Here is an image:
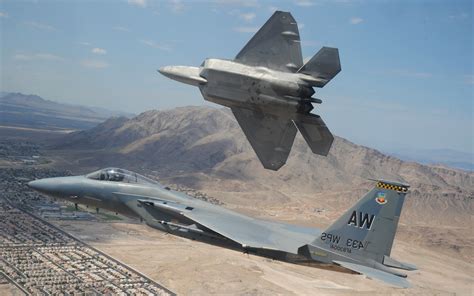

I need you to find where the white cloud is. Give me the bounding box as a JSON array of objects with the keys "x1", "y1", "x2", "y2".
[
  {"x1": 294, "y1": 0, "x2": 314, "y2": 7},
  {"x1": 233, "y1": 26, "x2": 259, "y2": 33},
  {"x1": 448, "y1": 12, "x2": 469, "y2": 20},
  {"x1": 169, "y1": 0, "x2": 186, "y2": 13},
  {"x1": 213, "y1": 0, "x2": 260, "y2": 7},
  {"x1": 13, "y1": 54, "x2": 33, "y2": 61},
  {"x1": 79, "y1": 42, "x2": 91, "y2": 46},
  {"x1": 14, "y1": 53, "x2": 64, "y2": 61},
  {"x1": 128, "y1": 0, "x2": 147, "y2": 8},
  {"x1": 140, "y1": 39, "x2": 172, "y2": 51},
  {"x1": 91, "y1": 48, "x2": 107, "y2": 55},
  {"x1": 81, "y1": 59, "x2": 109, "y2": 69},
  {"x1": 35, "y1": 53, "x2": 65, "y2": 61},
  {"x1": 24, "y1": 21, "x2": 56, "y2": 31},
  {"x1": 0, "y1": 11, "x2": 8, "y2": 18},
  {"x1": 239, "y1": 12, "x2": 256, "y2": 22},
  {"x1": 113, "y1": 26, "x2": 131, "y2": 32},
  {"x1": 350, "y1": 17, "x2": 364, "y2": 25}
]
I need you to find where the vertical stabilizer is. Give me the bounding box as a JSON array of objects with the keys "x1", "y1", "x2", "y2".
[
  {"x1": 297, "y1": 180, "x2": 416, "y2": 287},
  {"x1": 314, "y1": 180, "x2": 409, "y2": 262},
  {"x1": 298, "y1": 47, "x2": 341, "y2": 87}
]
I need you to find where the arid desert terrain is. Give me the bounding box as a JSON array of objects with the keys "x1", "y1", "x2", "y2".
[{"x1": 0, "y1": 105, "x2": 472, "y2": 295}]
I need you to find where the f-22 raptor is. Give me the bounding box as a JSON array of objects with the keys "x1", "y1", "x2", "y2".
[
  {"x1": 29, "y1": 168, "x2": 416, "y2": 287},
  {"x1": 159, "y1": 11, "x2": 341, "y2": 171}
]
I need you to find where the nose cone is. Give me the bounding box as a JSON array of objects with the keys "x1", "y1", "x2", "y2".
[
  {"x1": 158, "y1": 66, "x2": 172, "y2": 76},
  {"x1": 157, "y1": 65, "x2": 207, "y2": 86},
  {"x1": 28, "y1": 176, "x2": 83, "y2": 197},
  {"x1": 158, "y1": 66, "x2": 181, "y2": 80},
  {"x1": 28, "y1": 179, "x2": 54, "y2": 192}
]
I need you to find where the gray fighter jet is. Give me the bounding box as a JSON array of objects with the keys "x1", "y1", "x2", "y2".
[
  {"x1": 29, "y1": 168, "x2": 416, "y2": 287},
  {"x1": 159, "y1": 11, "x2": 341, "y2": 171}
]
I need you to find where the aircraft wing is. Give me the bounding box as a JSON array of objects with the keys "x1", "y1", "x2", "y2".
[
  {"x1": 231, "y1": 107, "x2": 297, "y2": 171},
  {"x1": 333, "y1": 261, "x2": 411, "y2": 288},
  {"x1": 120, "y1": 193, "x2": 319, "y2": 254},
  {"x1": 235, "y1": 11, "x2": 303, "y2": 72},
  {"x1": 183, "y1": 206, "x2": 317, "y2": 253}
]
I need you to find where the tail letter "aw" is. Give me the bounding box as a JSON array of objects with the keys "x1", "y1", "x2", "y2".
[{"x1": 347, "y1": 211, "x2": 375, "y2": 229}]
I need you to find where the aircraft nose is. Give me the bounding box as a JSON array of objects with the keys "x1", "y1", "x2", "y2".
[
  {"x1": 28, "y1": 176, "x2": 83, "y2": 198},
  {"x1": 28, "y1": 179, "x2": 54, "y2": 192},
  {"x1": 158, "y1": 65, "x2": 207, "y2": 86},
  {"x1": 158, "y1": 66, "x2": 172, "y2": 75}
]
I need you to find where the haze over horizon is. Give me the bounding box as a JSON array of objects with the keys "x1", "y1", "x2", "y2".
[{"x1": 1, "y1": 0, "x2": 472, "y2": 154}]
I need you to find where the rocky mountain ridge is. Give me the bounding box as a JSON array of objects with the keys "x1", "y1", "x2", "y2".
[
  {"x1": 43, "y1": 106, "x2": 473, "y2": 260},
  {"x1": 55, "y1": 106, "x2": 472, "y2": 202}
]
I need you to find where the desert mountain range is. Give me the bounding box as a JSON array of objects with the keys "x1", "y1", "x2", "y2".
[
  {"x1": 0, "y1": 92, "x2": 131, "y2": 130},
  {"x1": 55, "y1": 106, "x2": 472, "y2": 232}
]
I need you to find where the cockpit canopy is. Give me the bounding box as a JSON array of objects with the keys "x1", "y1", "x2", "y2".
[{"x1": 86, "y1": 168, "x2": 160, "y2": 186}]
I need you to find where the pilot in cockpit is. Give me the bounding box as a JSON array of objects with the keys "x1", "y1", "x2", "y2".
[
  {"x1": 109, "y1": 172, "x2": 124, "y2": 182},
  {"x1": 86, "y1": 168, "x2": 160, "y2": 186}
]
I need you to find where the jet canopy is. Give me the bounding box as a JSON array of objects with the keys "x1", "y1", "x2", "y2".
[{"x1": 86, "y1": 168, "x2": 160, "y2": 186}]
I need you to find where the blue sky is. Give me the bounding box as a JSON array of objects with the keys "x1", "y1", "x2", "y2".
[{"x1": 0, "y1": 0, "x2": 472, "y2": 153}]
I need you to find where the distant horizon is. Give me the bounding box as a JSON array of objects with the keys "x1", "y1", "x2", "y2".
[
  {"x1": 2, "y1": 90, "x2": 473, "y2": 162},
  {"x1": 0, "y1": 89, "x2": 136, "y2": 117},
  {"x1": 1, "y1": 0, "x2": 472, "y2": 153}
]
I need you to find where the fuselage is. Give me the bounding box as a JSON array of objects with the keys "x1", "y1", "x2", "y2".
[
  {"x1": 159, "y1": 59, "x2": 320, "y2": 116},
  {"x1": 28, "y1": 174, "x2": 247, "y2": 253},
  {"x1": 27, "y1": 168, "x2": 416, "y2": 287},
  {"x1": 27, "y1": 169, "x2": 321, "y2": 263},
  {"x1": 28, "y1": 174, "x2": 222, "y2": 226}
]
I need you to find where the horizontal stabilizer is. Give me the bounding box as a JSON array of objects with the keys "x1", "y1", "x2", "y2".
[
  {"x1": 333, "y1": 261, "x2": 411, "y2": 288},
  {"x1": 293, "y1": 113, "x2": 333, "y2": 156},
  {"x1": 298, "y1": 47, "x2": 341, "y2": 87},
  {"x1": 383, "y1": 256, "x2": 417, "y2": 271}
]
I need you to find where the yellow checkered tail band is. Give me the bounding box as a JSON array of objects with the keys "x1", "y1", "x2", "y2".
[{"x1": 376, "y1": 182, "x2": 409, "y2": 193}]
